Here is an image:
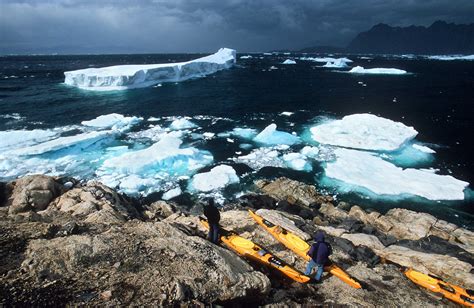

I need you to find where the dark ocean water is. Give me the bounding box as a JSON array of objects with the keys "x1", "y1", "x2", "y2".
[{"x1": 0, "y1": 53, "x2": 473, "y2": 228}]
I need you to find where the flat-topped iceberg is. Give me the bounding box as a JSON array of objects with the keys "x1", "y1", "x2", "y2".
[
  {"x1": 322, "y1": 59, "x2": 349, "y2": 68},
  {"x1": 64, "y1": 48, "x2": 236, "y2": 90},
  {"x1": 81, "y1": 113, "x2": 142, "y2": 130},
  {"x1": 189, "y1": 165, "x2": 239, "y2": 192},
  {"x1": 427, "y1": 55, "x2": 474, "y2": 61},
  {"x1": 349, "y1": 66, "x2": 408, "y2": 75},
  {"x1": 300, "y1": 57, "x2": 353, "y2": 63},
  {"x1": 324, "y1": 148, "x2": 469, "y2": 201},
  {"x1": 310, "y1": 114, "x2": 417, "y2": 151},
  {"x1": 254, "y1": 124, "x2": 300, "y2": 146}
]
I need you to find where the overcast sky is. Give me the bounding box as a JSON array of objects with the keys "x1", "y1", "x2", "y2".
[{"x1": 1, "y1": 0, "x2": 473, "y2": 54}]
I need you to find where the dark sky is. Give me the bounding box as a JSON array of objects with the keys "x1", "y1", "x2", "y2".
[{"x1": 1, "y1": 0, "x2": 474, "y2": 54}]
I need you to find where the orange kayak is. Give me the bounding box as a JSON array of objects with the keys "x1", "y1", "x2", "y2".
[
  {"x1": 249, "y1": 210, "x2": 362, "y2": 289},
  {"x1": 199, "y1": 217, "x2": 310, "y2": 283},
  {"x1": 405, "y1": 268, "x2": 474, "y2": 307}
]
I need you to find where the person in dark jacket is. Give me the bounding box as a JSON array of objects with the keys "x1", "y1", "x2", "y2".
[
  {"x1": 305, "y1": 231, "x2": 332, "y2": 282},
  {"x1": 203, "y1": 198, "x2": 220, "y2": 244}
]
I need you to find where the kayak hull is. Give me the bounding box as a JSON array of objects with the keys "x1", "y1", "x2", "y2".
[{"x1": 248, "y1": 210, "x2": 362, "y2": 289}]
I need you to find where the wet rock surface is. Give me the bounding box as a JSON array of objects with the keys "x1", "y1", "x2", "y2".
[{"x1": 0, "y1": 175, "x2": 470, "y2": 306}]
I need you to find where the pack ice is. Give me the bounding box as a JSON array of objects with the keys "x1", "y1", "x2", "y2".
[
  {"x1": 349, "y1": 66, "x2": 408, "y2": 75},
  {"x1": 310, "y1": 114, "x2": 417, "y2": 151},
  {"x1": 64, "y1": 48, "x2": 236, "y2": 90}
]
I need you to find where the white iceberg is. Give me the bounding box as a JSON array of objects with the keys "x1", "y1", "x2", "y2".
[
  {"x1": 232, "y1": 148, "x2": 284, "y2": 170},
  {"x1": 282, "y1": 153, "x2": 311, "y2": 171},
  {"x1": 162, "y1": 187, "x2": 182, "y2": 200},
  {"x1": 81, "y1": 113, "x2": 142, "y2": 130},
  {"x1": 64, "y1": 48, "x2": 236, "y2": 90},
  {"x1": 240, "y1": 55, "x2": 252, "y2": 59},
  {"x1": 7, "y1": 130, "x2": 115, "y2": 156},
  {"x1": 412, "y1": 144, "x2": 436, "y2": 154},
  {"x1": 427, "y1": 55, "x2": 474, "y2": 61},
  {"x1": 189, "y1": 165, "x2": 239, "y2": 192},
  {"x1": 231, "y1": 127, "x2": 258, "y2": 139},
  {"x1": 322, "y1": 59, "x2": 349, "y2": 68},
  {"x1": 282, "y1": 59, "x2": 296, "y2": 65},
  {"x1": 348, "y1": 66, "x2": 408, "y2": 75},
  {"x1": 324, "y1": 148, "x2": 469, "y2": 201},
  {"x1": 169, "y1": 118, "x2": 198, "y2": 130},
  {"x1": 299, "y1": 57, "x2": 353, "y2": 63},
  {"x1": 254, "y1": 124, "x2": 300, "y2": 146},
  {"x1": 0, "y1": 129, "x2": 58, "y2": 152},
  {"x1": 310, "y1": 114, "x2": 417, "y2": 151}
]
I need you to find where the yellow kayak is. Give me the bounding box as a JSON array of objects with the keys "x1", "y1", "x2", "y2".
[
  {"x1": 405, "y1": 268, "x2": 474, "y2": 307},
  {"x1": 249, "y1": 210, "x2": 362, "y2": 289},
  {"x1": 199, "y1": 217, "x2": 310, "y2": 283}
]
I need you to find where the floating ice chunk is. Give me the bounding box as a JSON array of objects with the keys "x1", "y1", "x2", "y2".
[
  {"x1": 300, "y1": 57, "x2": 353, "y2": 63},
  {"x1": 169, "y1": 118, "x2": 198, "y2": 130},
  {"x1": 0, "y1": 129, "x2": 58, "y2": 152},
  {"x1": 269, "y1": 66, "x2": 278, "y2": 70},
  {"x1": 427, "y1": 55, "x2": 474, "y2": 61},
  {"x1": 232, "y1": 148, "x2": 284, "y2": 170},
  {"x1": 8, "y1": 130, "x2": 115, "y2": 156},
  {"x1": 162, "y1": 187, "x2": 182, "y2": 200},
  {"x1": 231, "y1": 127, "x2": 258, "y2": 140},
  {"x1": 280, "y1": 111, "x2": 294, "y2": 116},
  {"x1": 310, "y1": 114, "x2": 417, "y2": 151},
  {"x1": 282, "y1": 59, "x2": 296, "y2": 65},
  {"x1": 254, "y1": 124, "x2": 300, "y2": 146},
  {"x1": 324, "y1": 148, "x2": 469, "y2": 201},
  {"x1": 282, "y1": 153, "x2": 311, "y2": 171},
  {"x1": 322, "y1": 59, "x2": 349, "y2": 68},
  {"x1": 203, "y1": 132, "x2": 215, "y2": 139},
  {"x1": 64, "y1": 48, "x2": 236, "y2": 90},
  {"x1": 301, "y1": 146, "x2": 320, "y2": 158},
  {"x1": 239, "y1": 143, "x2": 253, "y2": 150},
  {"x1": 189, "y1": 165, "x2": 239, "y2": 192},
  {"x1": 348, "y1": 66, "x2": 408, "y2": 75},
  {"x1": 240, "y1": 55, "x2": 252, "y2": 59},
  {"x1": 81, "y1": 113, "x2": 142, "y2": 130},
  {"x1": 148, "y1": 117, "x2": 161, "y2": 122},
  {"x1": 412, "y1": 144, "x2": 436, "y2": 153},
  {"x1": 127, "y1": 125, "x2": 168, "y2": 142},
  {"x1": 263, "y1": 53, "x2": 272, "y2": 56}
]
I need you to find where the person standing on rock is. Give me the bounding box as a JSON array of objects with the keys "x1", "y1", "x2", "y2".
[
  {"x1": 203, "y1": 198, "x2": 220, "y2": 244},
  {"x1": 305, "y1": 231, "x2": 332, "y2": 282}
]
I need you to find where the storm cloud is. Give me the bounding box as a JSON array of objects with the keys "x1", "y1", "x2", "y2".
[{"x1": 1, "y1": 0, "x2": 473, "y2": 53}]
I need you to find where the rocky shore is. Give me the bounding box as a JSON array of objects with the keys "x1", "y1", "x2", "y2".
[{"x1": 1, "y1": 175, "x2": 472, "y2": 306}]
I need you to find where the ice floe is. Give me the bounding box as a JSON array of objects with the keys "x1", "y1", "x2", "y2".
[
  {"x1": 240, "y1": 55, "x2": 252, "y2": 59},
  {"x1": 322, "y1": 59, "x2": 350, "y2": 68},
  {"x1": 282, "y1": 59, "x2": 296, "y2": 65},
  {"x1": 412, "y1": 144, "x2": 436, "y2": 154},
  {"x1": 310, "y1": 114, "x2": 417, "y2": 151},
  {"x1": 348, "y1": 66, "x2": 408, "y2": 75},
  {"x1": 169, "y1": 118, "x2": 198, "y2": 130},
  {"x1": 162, "y1": 187, "x2": 182, "y2": 200},
  {"x1": 64, "y1": 48, "x2": 236, "y2": 90},
  {"x1": 81, "y1": 113, "x2": 142, "y2": 130},
  {"x1": 189, "y1": 165, "x2": 239, "y2": 192},
  {"x1": 282, "y1": 153, "x2": 311, "y2": 171},
  {"x1": 254, "y1": 124, "x2": 300, "y2": 146},
  {"x1": 232, "y1": 148, "x2": 284, "y2": 170},
  {"x1": 0, "y1": 129, "x2": 59, "y2": 152},
  {"x1": 427, "y1": 55, "x2": 474, "y2": 61},
  {"x1": 300, "y1": 57, "x2": 353, "y2": 63},
  {"x1": 324, "y1": 148, "x2": 469, "y2": 201}
]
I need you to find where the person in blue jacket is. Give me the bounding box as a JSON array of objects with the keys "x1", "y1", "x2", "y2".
[{"x1": 305, "y1": 231, "x2": 332, "y2": 282}]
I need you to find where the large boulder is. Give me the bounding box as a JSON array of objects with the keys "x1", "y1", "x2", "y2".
[
  {"x1": 383, "y1": 209, "x2": 437, "y2": 240},
  {"x1": 379, "y1": 245, "x2": 474, "y2": 289},
  {"x1": 340, "y1": 233, "x2": 385, "y2": 252},
  {"x1": 47, "y1": 182, "x2": 138, "y2": 224},
  {"x1": 255, "y1": 177, "x2": 333, "y2": 207},
  {"x1": 318, "y1": 203, "x2": 349, "y2": 222},
  {"x1": 7, "y1": 175, "x2": 63, "y2": 215},
  {"x1": 21, "y1": 220, "x2": 271, "y2": 305}
]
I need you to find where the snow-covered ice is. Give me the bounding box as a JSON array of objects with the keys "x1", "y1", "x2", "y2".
[
  {"x1": 324, "y1": 148, "x2": 469, "y2": 201},
  {"x1": 310, "y1": 114, "x2": 417, "y2": 151},
  {"x1": 162, "y1": 187, "x2": 182, "y2": 200},
  {"x1": 230, "y1": 127, "x2": 258, "y2": 139},
  {"x1": 282, "y1": 59, "x2": 296, "y2": 65},
  {"x1": 282, "y1": 153, "x2": 311, "y2": 171},
  {"x1": 81, "y1": 113, "x2": 142, "y2": 130},
  {"x1": 300, "y1": 57, "x2": 352, "y2": 63},
  {"x1": 169, "y1": 118, "x2": 198, "y2": 130},
  {"x1": 322, "y1": 59, "x2": 349, "y2": 68},
  {"x1": 64, "y1": 48, "x2": 236, "y2": 90},
  {"x1": 427, "y1": 55, "x2": 474, "y2": 61},
  {"x1": 232, "y1": 148, "x2": 284, "y2": 170},
  {"x1": 0, "y1": 129, "x2": 59, "y2": 152},
  {"x1": 280, "y1": 111, "x2": 294, "y2": 116},
  {"x1": 189, "y1": 165, "x2": 239, "y2": 192},
  {"x1": 412, "y1": 144, "x2": 436, "y2": 154},
  {"x1": 348, "y1": 66, "x2": 408, "y2": 75},
  {"x1": 254, "y1": 124, "x2": 300, "y2": 146},
  {"x1": 240, "y1": 55, "x2": 252, "y2": 59}
]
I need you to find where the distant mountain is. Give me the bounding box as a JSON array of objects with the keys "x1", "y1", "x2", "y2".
[
  {"x1": 297, "y1": 21, "x2": 474, "y2": 55},
  {"x1": 347, "y1": 21, "x2": 474, "y2": 54}
]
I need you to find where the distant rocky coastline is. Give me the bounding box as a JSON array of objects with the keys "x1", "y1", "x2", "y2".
[{"x1": 1, "y1": 175, "x2": 472, "y2": 306}]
